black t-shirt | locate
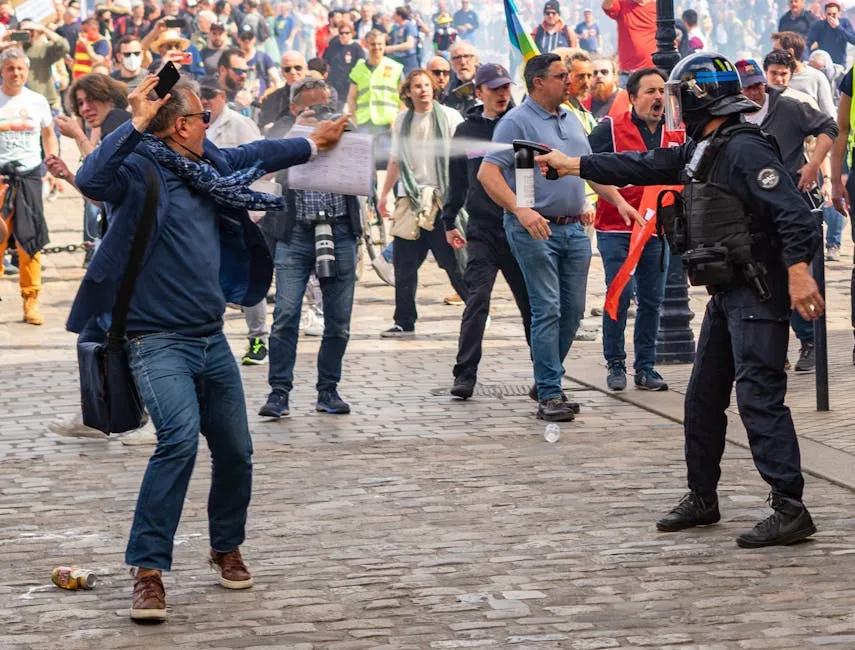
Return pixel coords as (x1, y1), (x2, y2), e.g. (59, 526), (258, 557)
(323, 38), (364, 106)
(101, 108), (132, 138)
(838, 66), (853, 97)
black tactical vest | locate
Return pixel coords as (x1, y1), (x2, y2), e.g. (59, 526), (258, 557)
(658, 123), (778, 291)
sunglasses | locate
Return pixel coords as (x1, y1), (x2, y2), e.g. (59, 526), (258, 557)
(338, 30), (352, 34)
(282, 64), (304, 73)
(544, 10), (557, 15)
(183, 110), (211, 124)
(231, 67), (249, 75)
(122, 51), (143, 57)
(164, 42), (184, 51)
(593, 68), (612, 75)
(200, 88), (221, 99)
(430, 69), (450, 76)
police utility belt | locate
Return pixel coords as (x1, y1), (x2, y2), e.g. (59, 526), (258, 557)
(656, 123), (776, 301)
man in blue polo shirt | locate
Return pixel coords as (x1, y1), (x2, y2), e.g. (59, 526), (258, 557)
(478, 53), (641, 422)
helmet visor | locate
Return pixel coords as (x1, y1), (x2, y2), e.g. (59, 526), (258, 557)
(665, 81), (684, 132)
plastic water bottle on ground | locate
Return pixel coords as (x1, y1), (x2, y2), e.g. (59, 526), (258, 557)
(544, 423), (560, 443)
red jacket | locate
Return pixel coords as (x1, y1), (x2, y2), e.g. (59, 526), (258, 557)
(602, 0), (656, 72)
(595, 110), (684, 232)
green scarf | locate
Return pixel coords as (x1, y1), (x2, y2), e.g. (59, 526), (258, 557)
(398, 101), (450, 211)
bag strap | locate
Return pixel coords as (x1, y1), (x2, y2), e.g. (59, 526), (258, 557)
(109, 171), (159, 339)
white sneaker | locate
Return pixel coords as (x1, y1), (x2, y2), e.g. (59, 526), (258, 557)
(120, 422), (157, 446)
(303, 310), (325, 337)
(48, 413), (107, 439)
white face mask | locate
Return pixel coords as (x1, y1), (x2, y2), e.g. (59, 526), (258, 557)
(122, 52), (142, 73)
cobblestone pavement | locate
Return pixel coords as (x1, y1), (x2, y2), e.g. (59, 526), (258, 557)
(3, 157), (855, 648)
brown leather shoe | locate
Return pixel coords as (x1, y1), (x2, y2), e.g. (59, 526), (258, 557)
(209, 547), (253, 589)
(130, 569), (166, 621)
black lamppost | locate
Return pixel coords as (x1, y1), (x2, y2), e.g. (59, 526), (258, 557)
(652, 0), (696, 365)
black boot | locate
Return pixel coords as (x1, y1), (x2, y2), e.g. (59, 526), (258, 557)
(450, 376), (475, 400)
(736, 494), (816, 548)
(656, 492), (720, 532)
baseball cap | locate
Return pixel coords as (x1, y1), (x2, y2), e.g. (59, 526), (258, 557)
(238, 23), (255, 39)
(583, 7), (593, 12)
(543, 0), (560, 13)
(210, 20), (227, 30)
(735, 59), (766, 87)
(474, 63), (512, 89)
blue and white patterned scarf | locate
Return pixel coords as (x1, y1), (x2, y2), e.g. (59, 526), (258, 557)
(142, 134), (285, 212)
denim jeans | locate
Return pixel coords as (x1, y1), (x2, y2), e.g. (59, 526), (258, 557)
(268, 223), (358, 395)
(125, 331), (253, 571)
(597, 231), (668, 371)
(504, 215), (592, 401)
(824, 204), (844, 249)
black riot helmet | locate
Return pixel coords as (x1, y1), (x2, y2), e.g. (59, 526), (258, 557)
(665, 51), (759, 136)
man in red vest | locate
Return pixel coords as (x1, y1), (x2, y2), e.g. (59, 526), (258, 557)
(588, 67), (684, 391)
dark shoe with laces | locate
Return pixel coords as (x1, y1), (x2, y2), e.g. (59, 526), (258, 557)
(635, 367), (668, 391)
(537, 397), (576, 422)
(736, 494), (816, 548)
(607, 361), (627, 391)
(794, 343), (815, 373)
(528, 384), (580, 413)
(130, 569), (167, 621)
(316, 389), (351, 414)
(209, 547), (253, 589)
(656, 492), (721, 532)
(450, 376), (475, 400)
(259, 391), (289, 418)
(380, 324), (415, 338)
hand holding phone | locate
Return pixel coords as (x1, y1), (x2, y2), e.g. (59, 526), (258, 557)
(164, 18), (184, 29)
(153, 61), (180, 99)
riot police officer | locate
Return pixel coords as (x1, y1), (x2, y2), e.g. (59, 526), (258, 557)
(533, 52), (824, 548)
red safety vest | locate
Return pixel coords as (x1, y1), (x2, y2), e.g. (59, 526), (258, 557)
(594, 110), (684, 232)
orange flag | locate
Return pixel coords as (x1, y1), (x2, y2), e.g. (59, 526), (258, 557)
(604, 185), (682, 321)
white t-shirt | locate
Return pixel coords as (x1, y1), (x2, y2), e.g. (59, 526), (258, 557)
(390, 104), (463, 192)
(744, 95), (769, 125)
(0, 87), (52, 171)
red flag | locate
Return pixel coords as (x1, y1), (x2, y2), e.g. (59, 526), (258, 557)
(604, 185), (681, 321)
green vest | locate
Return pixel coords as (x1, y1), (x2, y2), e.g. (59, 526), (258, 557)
(350, 57), (403, 127)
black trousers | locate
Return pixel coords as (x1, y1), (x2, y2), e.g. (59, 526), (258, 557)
(454, 227), (531, 380)
(684, 271), (804, 501)
(392, 218), (468, 330)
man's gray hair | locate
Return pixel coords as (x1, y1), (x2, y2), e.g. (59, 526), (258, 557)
(148, 78), (201, 136)
(0, 48), (30, 69)
(290, 76), (328, 103)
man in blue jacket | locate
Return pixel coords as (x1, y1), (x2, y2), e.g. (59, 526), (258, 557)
(71, 74), (346, 622)
(805, 1), (855, 66)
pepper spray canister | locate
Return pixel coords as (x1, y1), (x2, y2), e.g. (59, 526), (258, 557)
(512, 140), (559, 209)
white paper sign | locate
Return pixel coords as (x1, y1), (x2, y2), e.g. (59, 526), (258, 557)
(286, 125), (375, 197)
(14, 0), (55, 23)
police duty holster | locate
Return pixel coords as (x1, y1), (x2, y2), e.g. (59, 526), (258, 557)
(656, 123), (773, 301)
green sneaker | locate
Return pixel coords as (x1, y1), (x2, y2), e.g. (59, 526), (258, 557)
(241, 338), (268, 366)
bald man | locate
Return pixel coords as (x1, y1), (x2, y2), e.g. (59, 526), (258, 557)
(258, 50), (308, 133)
(428, 54), (452, 102)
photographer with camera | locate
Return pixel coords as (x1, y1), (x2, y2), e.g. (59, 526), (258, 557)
(259, 77), (362, 419)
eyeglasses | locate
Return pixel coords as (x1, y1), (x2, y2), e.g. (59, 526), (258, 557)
(183, 110), (211, 124)
(122, 51), (143, 57)
(593, 68), (612, 75)
(451, 53), (474, 62)
(549, 72), (568, 81)
(430, 69), (450, 76)
(230, 67), (249, 75)
(282, 64), (304, 73)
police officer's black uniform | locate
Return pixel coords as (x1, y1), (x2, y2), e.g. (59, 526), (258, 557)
(577, 53), (820, 548)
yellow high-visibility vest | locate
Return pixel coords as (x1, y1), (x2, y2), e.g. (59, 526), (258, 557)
(349, 57), (403, 127)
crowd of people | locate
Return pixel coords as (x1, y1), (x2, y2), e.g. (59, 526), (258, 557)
(2, 0), (855, 627)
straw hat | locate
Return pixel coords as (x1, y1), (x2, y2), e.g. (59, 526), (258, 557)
(150, 28), (190, 55)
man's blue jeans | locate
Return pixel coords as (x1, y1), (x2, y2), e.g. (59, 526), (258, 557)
(504, 215), (591, 402)
(125, 331), (252, 571)
(597, 231), (668, 371)
(268, 223), (358, 395)
(824, 205), (844, 249)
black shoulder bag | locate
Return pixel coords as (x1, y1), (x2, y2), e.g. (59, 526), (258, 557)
(78, 173), (159, 434)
